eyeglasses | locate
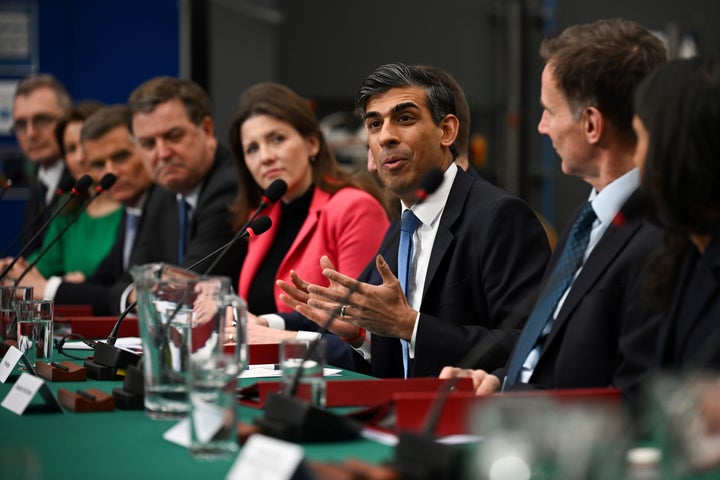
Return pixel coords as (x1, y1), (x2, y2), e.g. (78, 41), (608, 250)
(12, 114), (58, 135)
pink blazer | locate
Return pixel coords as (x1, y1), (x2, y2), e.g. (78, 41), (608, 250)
(239, 187), (390, 313)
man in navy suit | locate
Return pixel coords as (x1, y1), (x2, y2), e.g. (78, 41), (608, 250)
(440, 19), (667, 402)
(279, 63), (550, 378)
(128, 77), (243, 284)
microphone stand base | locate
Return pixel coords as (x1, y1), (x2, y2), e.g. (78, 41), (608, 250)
(84, 360), (120, 381)
(388, 431), (465, 480)
(254, 392), (361, 443)
(93, 342), (141, 370)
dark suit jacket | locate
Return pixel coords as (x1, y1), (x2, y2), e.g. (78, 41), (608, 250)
(366, 168), (550, 377)
(21, 163), (73, 256)
(498, 195), (664, 397)
(55, 146), (243, 314)
(656, 230), (720, 370)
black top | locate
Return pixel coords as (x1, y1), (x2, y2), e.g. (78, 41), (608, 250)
(247, 185), (314, 314)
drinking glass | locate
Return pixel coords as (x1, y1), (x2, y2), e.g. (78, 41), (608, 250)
(280, 338), (326, 407)
(0, 286), (34, 343)
(16, 299), (53, 367)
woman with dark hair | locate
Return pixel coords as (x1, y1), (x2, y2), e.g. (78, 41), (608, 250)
(632, 57), (720, 369)
(22, 101), (123, 280)
(228, 82), (389, 339)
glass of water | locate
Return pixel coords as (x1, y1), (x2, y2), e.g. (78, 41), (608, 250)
(0, 286), (34, 343)
(280, 338), (326, 407)
(16, 299), (53, 367)
(188, 353), (240, 459)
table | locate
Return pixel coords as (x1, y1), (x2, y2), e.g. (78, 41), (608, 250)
(0, 352), (393, 480)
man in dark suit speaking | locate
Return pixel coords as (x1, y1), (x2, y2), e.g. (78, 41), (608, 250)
(279, 63), (550, 378)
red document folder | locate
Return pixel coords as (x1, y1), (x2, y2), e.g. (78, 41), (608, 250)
(238, 377), (475, 409)
(64, 316), (139, 338)
(393, 387), (622, 436)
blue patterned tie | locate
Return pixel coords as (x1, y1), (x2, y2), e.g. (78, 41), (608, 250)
(503, 202), (597, 389)
(398, 209), (422, 378)
(177, 197), (191, 264)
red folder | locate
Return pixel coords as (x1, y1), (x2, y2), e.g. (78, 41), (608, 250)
(238, 377), (475, 409)
(224, 343), (280, 364)
(394, 387), (622, 436)
(65, 316), (139, 338)
(54, 305), (93, 318)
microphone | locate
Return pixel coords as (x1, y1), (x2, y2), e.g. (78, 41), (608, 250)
(89, 215), (274, 376)
(0, 178), (12, 201)
(413, 167), (443, 203)
(188, 214), (273, 274)
(255, 167), (445, 443)
(0, 175), (93, 280)
(13, 174), (117, 286)
(0, 176), (76, 258)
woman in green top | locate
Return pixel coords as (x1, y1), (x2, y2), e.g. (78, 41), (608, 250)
(26, 102), (123, 280)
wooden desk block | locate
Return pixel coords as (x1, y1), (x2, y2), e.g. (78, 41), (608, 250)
(58, 388), (115, 412)
(36, 361), (87, 382)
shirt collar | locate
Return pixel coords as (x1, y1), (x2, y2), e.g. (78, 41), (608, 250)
(126, 190), (149, 217)
(588, 168), (639, 226)
(38, 160), (64, 190)
(401, 162), (458, 227)
(178, 184), (200, 211)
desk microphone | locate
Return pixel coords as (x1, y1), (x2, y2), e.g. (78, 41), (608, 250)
(0, 175), (93, 280)
(14, 174), (117, 285)
(388, 291), (539, 480)
(0, 177), (76, 258)
(0, 178), (11, 201)
(255, 167), (445, 443)
(90, 215), (273, 375)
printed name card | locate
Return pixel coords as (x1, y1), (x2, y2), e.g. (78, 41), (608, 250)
(1, 372), (63, 415)
(226, 434), (305, 480)
(0, 346), (23, 383)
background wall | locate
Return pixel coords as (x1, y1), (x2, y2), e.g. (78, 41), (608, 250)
(2, 0), (719, 249)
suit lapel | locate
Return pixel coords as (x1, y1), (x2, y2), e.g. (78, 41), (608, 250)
(421, 171), (471, 300)
(541, 220), (641, 351)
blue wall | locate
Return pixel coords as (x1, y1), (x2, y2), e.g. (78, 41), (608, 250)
(38, 0), (180, 103)
(1, 0), (180, 254)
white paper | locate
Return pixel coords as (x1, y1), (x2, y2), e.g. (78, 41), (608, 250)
(226, 434), (304, 480)
(64, 337), (143, 351)
(163, 418), (191, 448)
(239, 367), (342, 379)
(1, 372), (44, 415)
(0, 346), (22, 383)
(191, 397), (226, 443)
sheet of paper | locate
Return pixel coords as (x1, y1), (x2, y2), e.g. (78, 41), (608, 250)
(63, 337), (143, 350)
(239, 367), (342, 379)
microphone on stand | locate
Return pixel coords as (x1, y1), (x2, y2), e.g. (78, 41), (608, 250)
(0, 175), (93, 280)
(13, 174), (117, 286)
(255, 167), (445, 443)
(89, 215), (274, 376)
(0, 178), (12, 201)
(389, 292), (540, 480)
(0, 176), (75, 258)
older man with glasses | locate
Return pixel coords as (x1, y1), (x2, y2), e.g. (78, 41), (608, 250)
(10, 74), (74, 256)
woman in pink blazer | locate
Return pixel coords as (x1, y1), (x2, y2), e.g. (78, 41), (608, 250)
(228, 82), (389, 331)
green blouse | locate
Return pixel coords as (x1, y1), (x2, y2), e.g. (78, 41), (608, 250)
(26, 207), (124, 278)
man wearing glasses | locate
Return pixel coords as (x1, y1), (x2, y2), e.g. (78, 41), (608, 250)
(11, 74), (73, 255)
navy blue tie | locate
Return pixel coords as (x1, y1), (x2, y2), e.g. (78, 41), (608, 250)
(177, 197), (191, 264)
(398, 209), (422, 378)
(503, 202), (597, 389)
(123, 212), (140, 270)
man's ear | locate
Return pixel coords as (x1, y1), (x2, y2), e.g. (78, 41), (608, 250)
(439, 114), (459, 149)
(583, 106), (604, 145)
